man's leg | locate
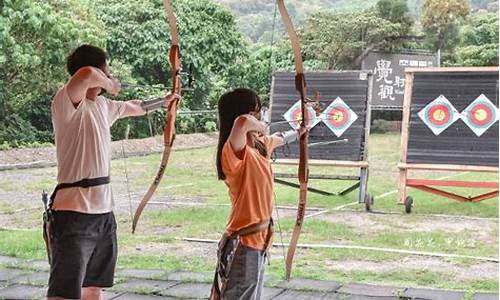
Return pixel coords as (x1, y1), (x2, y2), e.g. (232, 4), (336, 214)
(82, 287), (103, 300)
(46, 287), (103, 300)
(47, 211), (98, 299)
(82, 213), (118, 294)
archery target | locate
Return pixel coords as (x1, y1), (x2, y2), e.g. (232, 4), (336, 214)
(320, 97), (358, 137)
(282, 100), (321, 130)
(417, 95), (459, 135)
(460, 94), (498, 137)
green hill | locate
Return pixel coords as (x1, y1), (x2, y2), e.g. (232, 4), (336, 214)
(214, 0), (497, 43)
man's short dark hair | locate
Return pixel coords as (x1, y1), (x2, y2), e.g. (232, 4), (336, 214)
(66, 44), (107, 76)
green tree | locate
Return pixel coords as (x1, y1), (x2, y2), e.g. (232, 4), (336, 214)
(421, 0), (470, 51)
(0, 0), (105, 147)
(455, 13), (499, 66)
(376, 0), (413, 34)
(93, 0), (248, 110)
(300, 11), (403, 69)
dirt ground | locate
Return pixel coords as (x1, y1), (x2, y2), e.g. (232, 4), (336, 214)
(0, 132), (219, 170)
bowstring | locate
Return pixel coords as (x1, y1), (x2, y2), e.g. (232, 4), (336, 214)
(269, 0), (287, 274)
(121, 123), (134, 224)
(273, 191), (287, 268)
(267, 0), (278, 87)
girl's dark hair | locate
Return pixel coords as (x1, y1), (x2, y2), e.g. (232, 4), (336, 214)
(66, 44), (107, 76)
(216, 88), (266, 180)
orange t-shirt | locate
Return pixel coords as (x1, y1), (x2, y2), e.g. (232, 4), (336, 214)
(222, 135), (277, 250)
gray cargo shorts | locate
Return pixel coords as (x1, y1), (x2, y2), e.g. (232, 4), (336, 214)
(223, 242), (267, 300)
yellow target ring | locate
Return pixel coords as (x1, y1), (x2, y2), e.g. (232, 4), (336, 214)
(432, 109), (446, 122)
(474, 108), (488, 122)
(333, 110), (344, 122)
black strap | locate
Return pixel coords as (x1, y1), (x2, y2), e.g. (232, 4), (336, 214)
(49, 176), (110, 204)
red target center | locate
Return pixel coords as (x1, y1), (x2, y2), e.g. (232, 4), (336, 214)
(328, 106), (349, 127)
(291, 108), (314, 128)
(469, 104), (493, 126)
(427, 104), (450, 126)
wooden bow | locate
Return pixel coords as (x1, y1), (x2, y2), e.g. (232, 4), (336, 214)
(276, 0), (310, 280)
(132, 0), (181, 233)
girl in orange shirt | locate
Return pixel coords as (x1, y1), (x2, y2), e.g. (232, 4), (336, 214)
(210, 88), (298, 300)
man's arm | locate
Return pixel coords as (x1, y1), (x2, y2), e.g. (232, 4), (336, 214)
(121, 100), (147, 117)
(119, 94), (182, 118)
(66, 66), (120, 106)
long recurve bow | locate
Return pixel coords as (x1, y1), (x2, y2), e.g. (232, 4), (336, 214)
(132, 0), (182, 233)
(276, 0), (309, 280)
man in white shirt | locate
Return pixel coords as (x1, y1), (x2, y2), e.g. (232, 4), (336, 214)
(47, 44), (179, 300)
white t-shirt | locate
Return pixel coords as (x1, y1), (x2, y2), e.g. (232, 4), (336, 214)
(51, 86), (126, 213)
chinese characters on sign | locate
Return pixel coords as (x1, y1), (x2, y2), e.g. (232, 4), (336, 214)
(374, 59), (432, 102)
(363, 52), (439, 108)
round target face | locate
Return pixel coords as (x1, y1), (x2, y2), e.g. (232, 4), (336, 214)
(468, 103), (494, 127)
(426, 104), (451, 127)
(321, 97), (358, 137)
(328, 106), (349, 128)
(290, 108), (302, 128)
(418, 95), (460, 136)
(291, 107), (313, 127)
(460, 95), (498, 136)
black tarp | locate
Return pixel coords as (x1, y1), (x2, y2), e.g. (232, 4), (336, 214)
(407, 70), (499, 166)
(270, 71), (371, 161)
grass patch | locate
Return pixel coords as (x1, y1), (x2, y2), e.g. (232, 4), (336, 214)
(0, 180), (17, 192)
(117, 254), (213, 273)
(312, 247), (406, 262)
(468, 279), (500, 292)
(0, 202), (16, 214)
(278, 219), (358, 244)
(147, 206), (228, 238)
(0, 229), (46, 260)
(25, 178), (55, 193)
(266, 257), (498, 292)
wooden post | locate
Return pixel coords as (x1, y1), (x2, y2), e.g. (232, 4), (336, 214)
(363, 71), (373, 162)
(359, 71), (373, 203)
(398, 71), (414, 204)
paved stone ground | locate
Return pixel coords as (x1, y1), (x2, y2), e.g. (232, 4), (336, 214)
(0, 256), (497, 299)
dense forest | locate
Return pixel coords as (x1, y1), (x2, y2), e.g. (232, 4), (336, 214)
(0, 0), (498, 148)
(217, 0), (498, 42)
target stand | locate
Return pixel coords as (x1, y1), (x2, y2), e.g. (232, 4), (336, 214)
(270, 71), (374, 210)
(399, 67), (499, 213)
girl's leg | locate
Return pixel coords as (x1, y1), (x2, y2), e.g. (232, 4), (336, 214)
(224, 245), (266, 300)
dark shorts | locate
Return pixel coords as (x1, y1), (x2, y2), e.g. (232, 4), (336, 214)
(47, 211), (117, 299)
